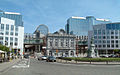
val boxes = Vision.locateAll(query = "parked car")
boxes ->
[99,55,109,58]
[46,56,56,62]
[109,54,119,58]
[38,56,47,60]
[24,54,29,59]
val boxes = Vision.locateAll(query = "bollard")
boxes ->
[90,60,92,64]
[106,61,108,64]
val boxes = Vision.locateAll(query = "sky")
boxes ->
[0,0,120,33]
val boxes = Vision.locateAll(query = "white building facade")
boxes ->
[46,29,76,57]
[0,12,24,56]
[88,23,120,55]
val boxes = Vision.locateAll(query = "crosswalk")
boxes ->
[12,58,30,68]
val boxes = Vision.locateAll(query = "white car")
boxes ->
[38,56,47,60]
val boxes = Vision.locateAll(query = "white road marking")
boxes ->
[12,58,30,68]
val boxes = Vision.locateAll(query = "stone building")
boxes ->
[46,29,76,57]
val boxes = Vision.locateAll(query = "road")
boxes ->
[0,58,120,75]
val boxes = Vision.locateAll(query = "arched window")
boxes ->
[49,51,52,56]
[65,51,68,57]
[70,51,74,56]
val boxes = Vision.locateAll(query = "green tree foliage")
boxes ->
[0,44,9,52]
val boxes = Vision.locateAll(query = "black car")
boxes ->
[46,56,56,62]
[24,54,29,59]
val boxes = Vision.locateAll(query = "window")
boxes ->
[0,41,3,45]
[98,36,101,39]
[71,38,74,41]
[1,24,4,30]
[102,30,105,35]
[94,30,97,35]
[107,45,110,48]
[111,30,114,35]
[115,30,118,35]
[14,42,18,46]
[6,24,9,30]
[94,36,97,39]
[103,40,106,43]
[0,36,3,40]
[116,40,118,43]
[116,45,118,48]
[11,25,14,31]
[15,33,18,36]
[98,40,101,43]
[66,39,69,47]
[111,36,114,39]
[15,38,18,42]
[107,36,110,39]
[106,30,110,35]
[10,42,13,46]
[103,45,106,48]
[5,37,8,41]
[98,45,101,48]
[61,39,64,47]
[115,36,118,39]
[10,37,13,41]
[103,36,106,39]
[95,45,97,48]
[0,32,4,35]
[71,42,74,47]
[6,31,9,35]
[15,26,18,31]
[111,40,114,43]
[70,51,74,56]
[10,32,13,35]
[49,41,52,46]
[55,39,58,46]
[111,45,114,48]
[98,30,101,34]
[94,40,97,43]
[107,40,110,43]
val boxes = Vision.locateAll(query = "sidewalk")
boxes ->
[0,59,21,72]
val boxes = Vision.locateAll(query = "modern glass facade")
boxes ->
[0,11,23,26]
[65,16,111,36]
[34,24,49,36]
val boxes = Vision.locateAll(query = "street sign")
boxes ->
[56,49,58,53]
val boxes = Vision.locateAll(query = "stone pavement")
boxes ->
[0,59,21,73]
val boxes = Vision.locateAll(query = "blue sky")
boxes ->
[0,0,120,33]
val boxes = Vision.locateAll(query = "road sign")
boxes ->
[56,49,58,53]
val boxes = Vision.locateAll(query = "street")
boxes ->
[0,58,120,75]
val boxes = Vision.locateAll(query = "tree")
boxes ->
[114,49,119,54]
[0,44,9,52]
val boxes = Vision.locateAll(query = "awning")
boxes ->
[0,50,5,53]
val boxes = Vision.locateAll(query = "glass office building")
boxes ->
[65,16,111,37]
[0,10,23,26]
[88,22,120,55]
[65,16,111,57]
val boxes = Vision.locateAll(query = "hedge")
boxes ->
[59,57,120,62]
